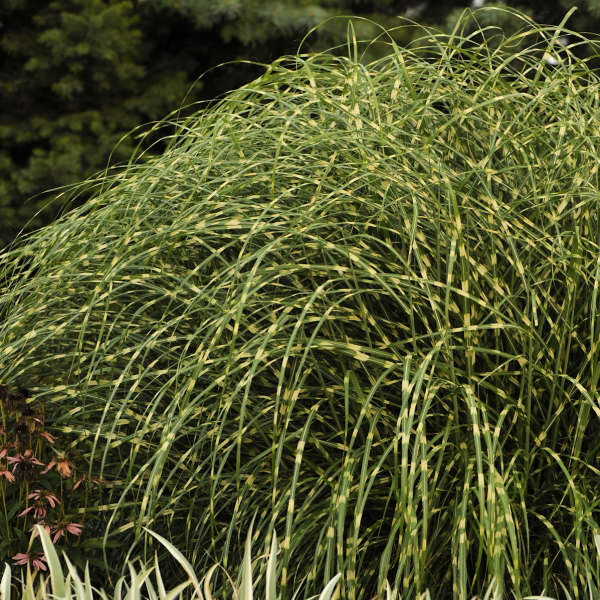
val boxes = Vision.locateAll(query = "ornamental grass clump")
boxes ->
[2,5,600,599]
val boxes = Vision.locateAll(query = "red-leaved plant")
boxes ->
[0,383,103,576]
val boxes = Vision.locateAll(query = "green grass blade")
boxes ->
[0,564,10,600]
[36,525,66,599]
[142,528,203,600]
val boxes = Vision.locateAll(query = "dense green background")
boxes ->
[2,0,600,250]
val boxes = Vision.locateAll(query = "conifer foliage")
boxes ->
[0,0,192,247]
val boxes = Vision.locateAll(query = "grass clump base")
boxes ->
[2,5,600,600]
[1,521,343,600]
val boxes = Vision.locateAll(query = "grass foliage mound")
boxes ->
[2,7,600,600]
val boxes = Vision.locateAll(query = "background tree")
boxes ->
[0,0,193,246]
